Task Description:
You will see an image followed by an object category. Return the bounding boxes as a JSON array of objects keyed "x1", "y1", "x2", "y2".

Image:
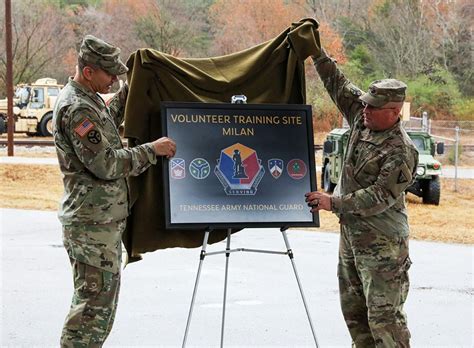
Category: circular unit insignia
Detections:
[
  {"x1": 189, "y1": 158, "x2": 210, "y2": 179},
  {"x1": 87, "y1": 130, "x2": 102, "y2": 144},
  {"x1": 287, "y1": 159, "x2": 307, "y2": 180}
]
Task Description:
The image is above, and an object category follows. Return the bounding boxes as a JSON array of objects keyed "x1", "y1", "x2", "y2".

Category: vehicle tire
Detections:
[
  {"x1": 38, "y1": 112, "x2": 53, "y2": 137},
  {"x1": 323, "y1": 164, "x2": 336, "y2": 193},
  {"x1": 422, "y1": 176, "x2": 440, "y2": 205}
]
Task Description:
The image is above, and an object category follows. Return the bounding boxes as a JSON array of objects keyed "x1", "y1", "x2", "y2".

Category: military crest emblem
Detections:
[
  {"x1": 189, "y1": 158, "x2": 210, "y2": 179},
  {"x1": 287, "y1": 159, "x2": 307, "y2": 180},
  {"x1": 170, "y1": 158, "x2": 185, "y2": 179},
  {"x1": 268, "y1": 159, "x2": 283, "y2": 179},
  {"x1": 214, "y1": 143, "x2": 265, "y2": 195},
  {"x1": 87, "y1": 130, "x2": 102, "y2": 144},
  {"x1": 397, "y1": 170, "x2": 408, "y2": 183}
]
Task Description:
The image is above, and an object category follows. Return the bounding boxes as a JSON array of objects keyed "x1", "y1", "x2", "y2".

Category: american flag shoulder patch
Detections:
[{"x1": 74, "y1": 118, "x2": 95, "y2": 137}]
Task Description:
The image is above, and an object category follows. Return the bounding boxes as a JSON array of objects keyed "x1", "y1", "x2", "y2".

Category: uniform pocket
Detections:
[
  {"x1": 399, "y1": 256, "x2": 412, "y2": 306},
  {"x1": 354, "y1": 157, "x2": 380, "y2": 187},
  {"x1": 74, "y1": 262, "x2": 104, "y2": 299}
]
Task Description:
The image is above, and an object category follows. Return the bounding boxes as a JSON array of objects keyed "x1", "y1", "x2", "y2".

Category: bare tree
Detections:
[
  {"x1": 133, "y1": 0, "x2": 213, "y2": 57},
  {"x1": 209, "y1": 0, "x2": 306, "y2": 56},
  {"x1": 304, "y1": 0, "x2": 361, "y2": 23},
  {"x1": 0, "y1": 0, "x2": 74, "y2": 95},
  {"x1": 362, "y1": 0, "x2": 435, "y2": 76},
  {"x1": 425, "y1": 0, "x2": 473, "y2": 95},
  {"x1": 68, "y1": 2, "x2": 144, "y2": 62}
]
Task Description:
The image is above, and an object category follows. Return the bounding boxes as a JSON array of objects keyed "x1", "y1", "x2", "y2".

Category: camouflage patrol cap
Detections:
[
  {"x1": 79, "y1": 35, "x2": 128, "y2": 75},
  {"x1": 359, "y1": 79, "x2": 407, "y2": 108}
]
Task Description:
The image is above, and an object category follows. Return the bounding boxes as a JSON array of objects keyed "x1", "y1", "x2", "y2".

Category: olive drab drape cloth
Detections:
[{"x1": 122, "y1": 18, "x2": 321, "y2": 260}]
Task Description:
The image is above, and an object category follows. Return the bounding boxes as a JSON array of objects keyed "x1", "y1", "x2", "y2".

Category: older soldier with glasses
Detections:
[
  {"x1": 53, "y1": 35, "x2": 176, "y2": 347},
  {"x1": 305, "y1": 44, "x2": 418, "y2": 347}
]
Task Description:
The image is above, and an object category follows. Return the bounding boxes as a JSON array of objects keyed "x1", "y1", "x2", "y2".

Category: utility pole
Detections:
[{"x1": 5, "y1": 0, "x2": 14, "y2": 156}]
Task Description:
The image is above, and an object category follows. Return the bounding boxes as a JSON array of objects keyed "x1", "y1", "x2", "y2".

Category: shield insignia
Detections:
[
  {"x1": 170, "y1": 158, "x2": 185, "y2": 179},
  {"x1": 268, "y1": 159, "x2": 283, "y2": 179},
  {"x1": 214, "y1": 143, "x2": 265, "y2": 195}
]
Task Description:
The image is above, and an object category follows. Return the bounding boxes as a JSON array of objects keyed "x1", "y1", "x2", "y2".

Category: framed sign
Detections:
[{"x1": 162, "y1": 102, "x2": 319, "y2": 229}]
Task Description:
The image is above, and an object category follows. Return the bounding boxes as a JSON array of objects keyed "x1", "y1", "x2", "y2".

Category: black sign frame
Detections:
[{"x1": 161, "y1": 102, "x2": 319, "y2": 229}]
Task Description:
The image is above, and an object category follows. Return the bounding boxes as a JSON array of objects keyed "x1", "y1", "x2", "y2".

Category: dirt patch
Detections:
[
  {"x1": 0, "y1": 164, "x2": 63, "y2": 211},
  {"x1": 1, "y1": 163, "x2": 472, "y2": 244},
  {"x1": 406, "y1": 178, "x2": 474, "y2": 244},
  {"x1": 308, "y1": 178, "x2": 474, "y2": 244},
  {"x1": 0, "y1": 149, "x2": 57, "y2": 158}
]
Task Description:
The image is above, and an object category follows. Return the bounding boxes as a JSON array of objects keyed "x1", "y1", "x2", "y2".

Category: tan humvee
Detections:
[{"x1": 0, "y1": 78, "x2": 63, "y2": 136}]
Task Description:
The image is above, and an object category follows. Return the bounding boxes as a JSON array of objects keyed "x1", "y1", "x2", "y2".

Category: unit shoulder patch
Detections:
[
  {"x1": 87, "y1": 129, "x2": 102, "y2": 144},
  {"x1": 388, "y1": 161, "x2": 413, "y2": 198},
  {"x1": 397, "y1": 171, "x2": 408, "y2": 184}
]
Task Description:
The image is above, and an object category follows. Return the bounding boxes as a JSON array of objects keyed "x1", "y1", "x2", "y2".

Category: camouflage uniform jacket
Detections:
[
  {"x1": 53, "y1": 78, "x2": 157, "y2": 226},
  {"x1": 314, "y1": 58, "x2": 419, "y2": 236}
]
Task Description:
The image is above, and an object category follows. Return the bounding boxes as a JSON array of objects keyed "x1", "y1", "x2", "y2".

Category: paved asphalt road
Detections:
[{"x1": 1, "y1": 209, "x2": 472, "y2": 347}]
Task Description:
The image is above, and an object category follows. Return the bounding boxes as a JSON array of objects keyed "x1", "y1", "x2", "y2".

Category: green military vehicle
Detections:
[{"x1": 321, "y1": 128, "x2": 444, "y2": 205}]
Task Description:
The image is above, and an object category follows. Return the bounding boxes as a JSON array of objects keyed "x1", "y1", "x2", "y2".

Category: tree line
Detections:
[{"x1": 1, "y1": 0, "x2": 472, "y2": 127}]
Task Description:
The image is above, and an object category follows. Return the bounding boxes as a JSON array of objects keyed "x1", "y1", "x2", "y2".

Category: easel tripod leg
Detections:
[
  {"x1": 281, "y1": 229, "x2": 320, "y2": 347},
  {"x1": 220, "y1": 228, "x2": 232, "y2": 348},
  {"x1": 182, "y1": 230, "x2": 210, "y2": 348}
]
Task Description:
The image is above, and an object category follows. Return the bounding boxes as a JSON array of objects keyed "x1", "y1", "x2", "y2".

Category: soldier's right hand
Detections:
[
  {"x1": 152, "y1": 137, "x2": 176, "y2": 158},
  {"x1": 312, "y1": 46, "x2": 328, "y2": 62}
]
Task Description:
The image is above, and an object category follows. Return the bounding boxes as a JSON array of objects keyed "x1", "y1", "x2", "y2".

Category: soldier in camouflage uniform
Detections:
[
  {"x1": 305, "y1": 46, "x2": 418, "y2": 347},
  {"x1": 53, "y1": 35, "x2": 176, "y2": 347}
]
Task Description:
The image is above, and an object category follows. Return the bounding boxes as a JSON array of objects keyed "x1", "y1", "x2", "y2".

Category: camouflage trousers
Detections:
[
  {"x1": 60, "y1": 258, "x2": 120, "y2": 347},
  {"x1": 338, "y1": 224, "x2": 412, "y2": 348},
  {"x1": 61, "y1": 220, "x2": 125, "y2": 347}
]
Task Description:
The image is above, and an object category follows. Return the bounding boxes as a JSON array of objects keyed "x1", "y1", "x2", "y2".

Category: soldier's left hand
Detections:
[
  {"x1": 305, "y1": 191, "x2": 332, "y2": 212},
  {"x1": 152, "y1": 137, "x2": 176, "y2": 158}
]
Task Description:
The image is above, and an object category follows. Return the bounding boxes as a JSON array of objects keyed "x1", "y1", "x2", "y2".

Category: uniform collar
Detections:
[{"x1": 68, "y1": 77, "x2": 107, "y2": 111}]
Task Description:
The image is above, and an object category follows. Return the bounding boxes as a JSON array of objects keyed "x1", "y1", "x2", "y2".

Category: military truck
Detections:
[
  {"x1": 321, "y1": 128, "x2": 444, "y2": 205},
  {"x1": 0, "y1": 78, "x2": 63, "y2": 136}
]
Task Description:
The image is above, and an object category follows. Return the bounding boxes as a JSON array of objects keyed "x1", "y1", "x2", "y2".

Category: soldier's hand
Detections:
[
  {"x1": 312, "y1": 47, "x2": 328, "y2": 62},
  {"x1": 305, "y1": 191, "x2": 332, "y2": 212},
  {"x1": 152, "y1": 137, "x2": 176, "y2": 158},
  {"x1": 120, "y1": 80, "x2": 129, "y2": 96}
]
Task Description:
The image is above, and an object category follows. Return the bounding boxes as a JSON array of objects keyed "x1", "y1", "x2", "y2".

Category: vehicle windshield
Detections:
[
  {"x1": 30, "y1": 88, "x2": 44, "y2": 109},
  {"x1": 47, "y1": 88, "x2": 59, "y2": 96},
  {"x1": 411, "y1": 137, "x2": 426, "y2": 151}
]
